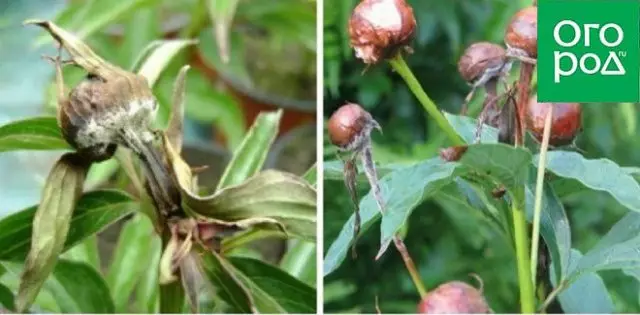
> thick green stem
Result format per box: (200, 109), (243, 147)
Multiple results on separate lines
(388, 56), (465, 146)
(531, 107), (553, 283)
(512, 197), (535, 313)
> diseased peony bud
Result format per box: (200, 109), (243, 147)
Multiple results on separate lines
(417, 281), (490, 314)
(505, 6), (537, 58)
(349, 0), (416, 64)
(526, 95), (582, 146)
(328, 103), (380, 151)
(458, 42), (511, 89)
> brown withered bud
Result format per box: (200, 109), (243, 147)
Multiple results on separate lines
(439, 145), (468, 162)
(328, 103), (385, 224)
(349, 0), (416, 64)
(526, 95), (582, 146)
(458, 42), (510, 89)
(417, 281), (490, 314)
(328, 103), (380, 151)
(505, 6), (538, 59)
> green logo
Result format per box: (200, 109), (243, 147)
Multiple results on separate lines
(538, 0), (640, 102)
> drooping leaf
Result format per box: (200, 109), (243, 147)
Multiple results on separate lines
(524, 175), (571, 283)
(187, 170), (316, 240)
(0, 117), (69, 152)
(0, 190), (136, 261)
(16, 153), (90, 312)
(569, 212), (640, 281)
(106, 214), (157, 313)
(550, 249), (614, 313)
(3, 259), (115, 313)
(378, 158), (464, 257)
(229, 256), (316, 313)
(217, 110), (282, 190)
(136, 39), (197, 87)
(540, 151), (640, 213)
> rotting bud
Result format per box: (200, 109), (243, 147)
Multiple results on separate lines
(458, 42), (511, 88)
(349, 0), (416, 64)
(526, 95), (582, 146)
(417, 281), (490, 314)
(328, 103), (380, 151)
(505, 6), (538, 58)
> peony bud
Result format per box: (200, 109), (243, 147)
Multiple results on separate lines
(458, 42), (511, 89)
(417, 281), (490, 314)
(349, 0), (416, 64)
(505, 6), (537, 59)
(526, 95), (582, 146)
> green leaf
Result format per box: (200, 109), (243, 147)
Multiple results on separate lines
(45, 260), (115, 313)
(0, 117), (70, 152)
(207, 0), (240, 63)
(121, 6), (159, 69)
(459, 144), (532, 191)
(540, 151), (640, 213)
(106, 214), (157, 313)
(198, 248), (255, 313)
(0, 190), (136, 261)
(217, 110), (282, 190)
(134, 236), (161, 313)
(229, 256), (316, 313)
(61, 237), (100, 271)
(551, 249), (614, 313)
(0, 282), (14, 311)
(524, 177), (571, 283)
(378, 158), (464, 256)
(302, 163), (317, 186)
(3, 259), (115, 313)
(187, 170), (316, 241)
(16, 153), (90, 312)
(136, 39), (197, 87)
(569, 212), (640, 281)
(279, 240), (316, 286)
(34, 0), (153, 47)
(444, 112), (498, 144)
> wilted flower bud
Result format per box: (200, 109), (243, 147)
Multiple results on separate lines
(505, 6), (537, 58)
(417, 281), (490, 314)
(327, 103), (380, 151)
(458, 42), (511, 88)
(526, 95), (582, 146)
(349, 0), (416, 64)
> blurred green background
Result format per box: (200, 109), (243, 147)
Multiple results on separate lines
(323, 0), (640, 313)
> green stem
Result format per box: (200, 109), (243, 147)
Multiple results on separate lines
(530, 107), (553, 283)
(393, 237), (428, 298)
(512, 196), (535, 313)
(388, 55), (465, 146)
